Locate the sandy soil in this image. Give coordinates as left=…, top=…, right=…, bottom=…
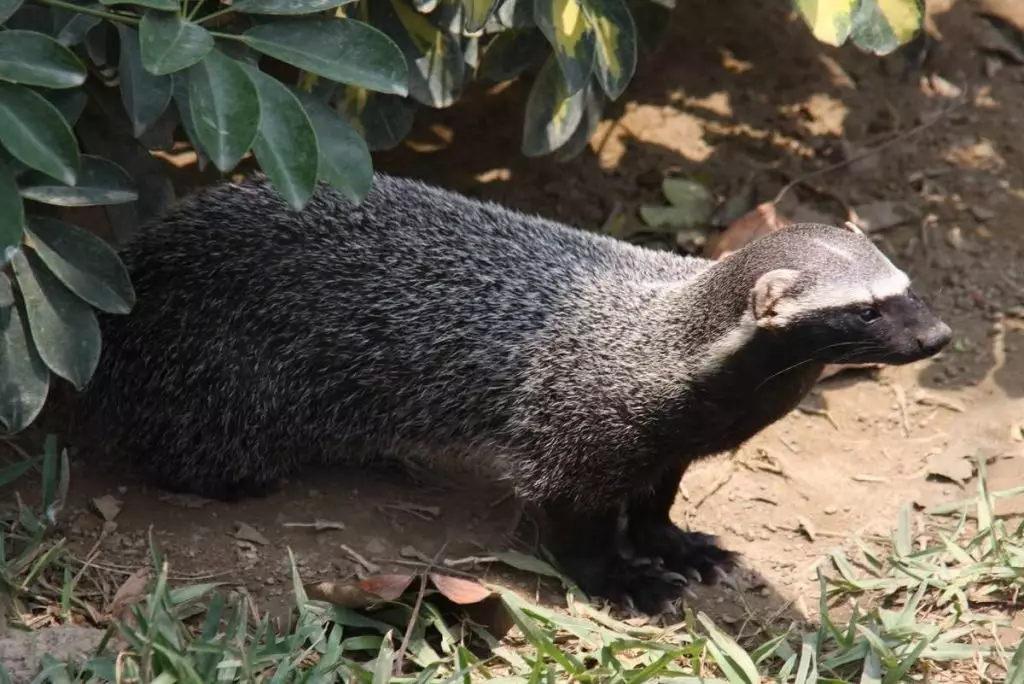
left=4, top=0, right=1022, bottom=650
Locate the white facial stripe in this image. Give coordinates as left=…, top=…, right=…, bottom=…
left=770, top=269, right=911, bottom=320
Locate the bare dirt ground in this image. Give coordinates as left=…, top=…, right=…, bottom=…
left=5, top=0, right=1023, bottom=650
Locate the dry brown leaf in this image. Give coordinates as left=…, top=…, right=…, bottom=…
left=428, top=573, right=493, bottom=605
left=358, top=573, right=416, bottom=601
left=91, top=495, right=122, bottom=522
left=105, top=567, right=149, bottom=621
left=305, top=580, right=379, bottom=609
left=232, top=522, right=269, bottom=546
left=707, top=201, right=791, bottom=260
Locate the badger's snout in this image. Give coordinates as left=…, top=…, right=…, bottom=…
left=914, top=320, right=952, bottom=357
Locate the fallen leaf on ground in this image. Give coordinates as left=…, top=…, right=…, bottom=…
left=91, top=495, right=122, bottom=522
left=429, top=573, right=493, bottom=604
left=707, top=201, right=790, bottom=259
left=232, top=522, right=269, bottom=546
left=105, top=567, right=149, bottom=621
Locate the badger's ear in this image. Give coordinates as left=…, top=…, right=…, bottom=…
left=751, top=268, right=801, bottom=328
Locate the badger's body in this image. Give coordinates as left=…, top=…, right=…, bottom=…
left=61, top=173, right=951, bottom=613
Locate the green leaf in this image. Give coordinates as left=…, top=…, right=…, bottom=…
left=239, top=64, right=318, bottom=211
left=43, top=89, right=86, bottom=127
left=187, top=49, right=260, bottom=172
left=139, top=12, right=214, bottom=76
left=19, top=155, right=138, bottom=207
left=171, top=73, right=209, bottom=171
left=793, top=0, right=921, bottom=54
left=583, top=0, right=635, bottom=99
left=10, top=247, right=101, bottom=389
left=0, top=83, right=80, bottom=186
left=792, top=0, right=855, bottom=46
left=0, top=0, right=23, bottom=24
left=461, top=0, right=501, bottom=34
left=233, top=0, right=356, bottom=15
left=0, top=30, right=87, bottom=89
left=26, top=217, right=135, bottom=315
left=534, top=0, right=595, bottom=95
left=0, top=160, right=24, bottom=263
left=117, top=25, right=173, bottom=137
left=0, top=278, right=50, bottom=433
left=101, top=0, right=178, bottom=9
left=242, top=19, right=409, bottom=97
left=850, top=0, right=923, bottom=55
left=51, top=5, right=102, bottom=46
left=336, top=86, right=417, bottom=151
left=372, top=0, right=464, bottom=108
left=551, top=77, right=603, bottom=162
left=521, top=53, right=585, bottom=157
left=296, top=93, right=372, bottom=203
left=478, top=28, right=546, bottom=83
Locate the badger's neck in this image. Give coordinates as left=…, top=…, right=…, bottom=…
left=641, top=257, right=825, bottom=456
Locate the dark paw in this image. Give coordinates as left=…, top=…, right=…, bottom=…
left=571, top=554, right=688, bottom=615
left=633, top=525, right=738, bottom=586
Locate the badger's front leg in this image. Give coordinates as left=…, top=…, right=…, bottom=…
left=540, top=499, right=689, bottom=614
left=624, top=461, right=739, bottom=586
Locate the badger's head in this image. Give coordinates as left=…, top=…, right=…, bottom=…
left=735, top=222, right=951, bottom=366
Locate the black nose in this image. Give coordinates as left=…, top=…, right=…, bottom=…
left=916, top=321, right=952, bottom=356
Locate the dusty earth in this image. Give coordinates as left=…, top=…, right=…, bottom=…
left=4, top=0, right=1023, bottom=658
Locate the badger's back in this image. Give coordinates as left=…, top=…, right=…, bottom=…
left=66, top=173, right=708, bottom=497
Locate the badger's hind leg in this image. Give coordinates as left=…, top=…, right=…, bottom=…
left=625, top=462, right=738, bottom=587
left=540, top=500, right=688, bottom=615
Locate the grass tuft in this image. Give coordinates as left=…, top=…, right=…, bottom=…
left=0, top=439, right=1020, bottom=682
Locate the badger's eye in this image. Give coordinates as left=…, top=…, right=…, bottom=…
left=859, top=307, right=881, bottom=323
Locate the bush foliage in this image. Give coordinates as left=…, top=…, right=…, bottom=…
left=0, top=0, right=924, bottom=434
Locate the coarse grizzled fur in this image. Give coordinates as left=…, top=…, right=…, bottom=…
left=54, top=173, right=952, bottom=614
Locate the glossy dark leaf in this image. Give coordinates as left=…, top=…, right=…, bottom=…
left=233, top=0, right=355, bottom=15
left=139, top=12, right=214, bottom=76
left=26, top=217, right=135, bottom=315
left=187, top=49, right=260, bottom=172
left=850, top=0, right=922, bottom=55
left=0, top=0, right=23, bottom=24
left=171, top=73, right=209, bottom=171
left=0, top=281, right=50, bottom=433
left=461, top=0, right=501, bottom=34
left=0, top=273, right=11, bottom=307
left=100, top=0, right=178, bottom=9
left=242, top=19, right=409, bottom=96
left=584, top=0, right=635, bottom=99
left=552, top=77, right=604, bottom=161
left=0, top=30, right=87, bottom=89
left=336, top=85, right=416, bottom=151
left=490, top=0, right=533, bottom=30
left=51, top=5, right=103, bottom=46
left=10, top=248, right=101, bottom=389
left=372, top=0, right=464, bottom=108
left=478, top=27, right=546, bottom=83
left=534, top=0, right=595, bottom=95
left=521, top=53, right=585, bottom=156
left=43, top=88, right=86, bottom=127
left=117, top=25, right=173, bottom=137
left=0, top=159, right=24, bottom=257
left=19, top=155, right=138, bottom=207
left=84, top=20, right=109, bottom=68
left=240, top=65, right=318, bottom=210
left=296, top=92, right=372, bottom=203
left=0, top=83, right=80, bottom=186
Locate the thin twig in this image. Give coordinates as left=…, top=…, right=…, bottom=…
left=771, top=80, right=970, bottom=206
left=393, top=542, right=448, bottom=676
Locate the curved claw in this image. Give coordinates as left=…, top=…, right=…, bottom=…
left=713, top=566, right=737, bottom=589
